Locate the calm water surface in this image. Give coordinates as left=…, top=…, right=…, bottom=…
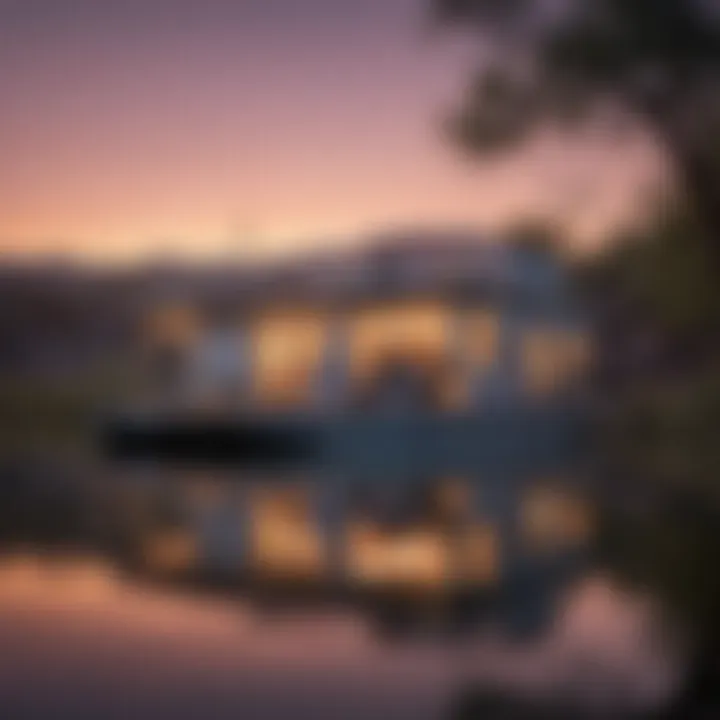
left=0, top=555, right=683, bottom=720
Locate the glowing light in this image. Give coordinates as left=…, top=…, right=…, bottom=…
left=250, top=488, right=325, bottom=579
left=252, top=311, right=329, bottom=408
left=346, top=524, right=448, bottom=588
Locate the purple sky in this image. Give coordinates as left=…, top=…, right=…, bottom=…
left=0, top=0, right=662, bottom=262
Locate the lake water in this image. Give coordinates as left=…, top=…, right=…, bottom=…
left=0, top=554, right=684, bottom=719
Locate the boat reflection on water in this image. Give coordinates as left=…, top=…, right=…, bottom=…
left=106, top=464, right=594, bottom=640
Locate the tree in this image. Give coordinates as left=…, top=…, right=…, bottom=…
left=431, top=5, right=720, bottom=707
left=433, top=0, right=720, bottom=262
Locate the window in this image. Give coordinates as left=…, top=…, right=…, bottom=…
left=348, top=301, right=453, bottom=410
left=345, top=519, right=498, bottom=588
left=448, top=309, right=500, bottom=408
left=349, top=301, right=451, bottom=386
left=249, top=486, right=325, bottom=579
left=346, top=522, right=448, bottom=589
left=252, top=310, right=328, bottom=408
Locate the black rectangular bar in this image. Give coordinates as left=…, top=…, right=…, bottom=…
left=101, top=416, right=323, bottom=467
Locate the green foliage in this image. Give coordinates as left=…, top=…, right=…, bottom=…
left=594, top=202, right=720, bottom=488
left=434, top=0, right=720, bottom=247
left=434, top=0, right=531, bottom=28
left=600, top=501, right=720, bottom=636
left=448, top=68, right=543, bottom=153
left=590, top=203, right=720, bottom=638
left=435, top=0, right=720, bottom=138
left=608, top=372, right=720, bottom=495
left=599, top=204, right=720, bottom=334
left=435, top=0, right=720, bottom=681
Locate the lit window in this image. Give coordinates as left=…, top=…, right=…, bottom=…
left=346, top=523, right=448, bottom=589
left=449, top=309, right=500, bottom=408
left=349, top=301, right=451, bottom=386
left=252, top=310, right=328, bottom=408
left=250, top=487, right=325, bottom=579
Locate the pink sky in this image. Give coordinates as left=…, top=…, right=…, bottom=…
left=0, top=0, right=664, bottom=263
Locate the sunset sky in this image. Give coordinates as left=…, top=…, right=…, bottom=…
left=1, top=0, right=664, bottom=263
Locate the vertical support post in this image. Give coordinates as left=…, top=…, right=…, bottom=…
left=449, top=306, right=474, bottom=411
left=234, top=482, right=252, bottom=575
left=236, top=321, right=252, bottom=407
left=315, top=312, right=349, bottom=412
left=478, top=296, right=519, bottom=407
left=316, top=476, right=348, bottom=589
left=500, top=472, right=555, bottom=640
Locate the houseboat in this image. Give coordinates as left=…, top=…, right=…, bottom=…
left=105, top=233, right=594, bottom=636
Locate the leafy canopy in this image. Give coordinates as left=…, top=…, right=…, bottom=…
left=433, top=0, right=720, bottom=152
